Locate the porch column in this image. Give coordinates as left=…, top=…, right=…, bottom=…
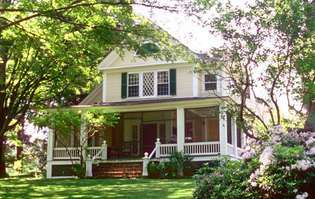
left=80, top=114, right=87, bottom=161
left=219, top=105, right=227, bottom=155
left=46, top=129, right=54, bottom=178
left=192, top=70, right=199, bottom=97
left=232, top=119, right=238, bottom=157
left=177, top=107, right=185, bottom=152
left=102, top=72, right=107, bottom=102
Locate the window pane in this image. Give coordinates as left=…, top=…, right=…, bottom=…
left=158, top=71, right=168, bottom=84
left=205, top=83, right=217, bottom=90
left=158, top=84, right=169, bottom=95
left=128, top=86, right=139, bottom=97
left=143, top=72, right=154, bottom=96
left=128, top=74, right=139, bottom=85
left=205, top=74, right=216, bottom=82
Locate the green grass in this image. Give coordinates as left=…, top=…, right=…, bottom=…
left=0, top=177, right=194, bottom=199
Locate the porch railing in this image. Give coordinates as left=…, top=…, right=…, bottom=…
left=53, top=147, right=80, bottom=160
left=159, top=143, right=177, bottom=157
left=53, top=141, right=107, bottom=161
left=184, top=141, right=220, bottom=156
left=87, top=147, right=102, bottom=159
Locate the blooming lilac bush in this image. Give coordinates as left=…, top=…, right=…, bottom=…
left=193, top=126, right=315, bottom=199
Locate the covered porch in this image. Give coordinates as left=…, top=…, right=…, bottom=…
left=48, top=105, right=244, bottom=162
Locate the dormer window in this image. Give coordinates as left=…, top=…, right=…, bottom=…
left=204, top=74, right=217, bottom=91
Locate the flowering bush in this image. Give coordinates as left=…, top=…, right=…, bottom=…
left=193, top=126, right=315, bottom=199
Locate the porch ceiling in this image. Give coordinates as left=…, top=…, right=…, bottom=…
left=71, top=97, right=228, bottom=113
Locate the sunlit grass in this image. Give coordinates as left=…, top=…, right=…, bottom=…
left=0, top=177, right=194, bottom=199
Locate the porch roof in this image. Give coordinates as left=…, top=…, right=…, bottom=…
left=71, top=96, right=228, bottom=112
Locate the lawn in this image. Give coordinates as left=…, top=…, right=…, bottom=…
left=0, top=177, right=194, bottom=199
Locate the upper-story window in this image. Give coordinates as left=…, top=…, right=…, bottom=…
left=128, top=73, right=139, bottom=97
left=126, top=70, right=172, bottom=98
left=157, top=71, right=169, bottom=96
left=204, top=74, right=217, bottom=91
left=143, top=72, right=155, bottom=96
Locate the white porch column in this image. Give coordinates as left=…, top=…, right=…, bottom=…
left=102, top=72, right=107, bottom=102
left=177, top=107, right=185, bottom=152
left=46, top=129, right=54, bottom=178
left=219, top=105, right=228, bottom=155
left=80, top=114, right=87, bottom=161
left=192, top=71, right=199, bottom=97
left=232, top=119, right=238, bottom=157
left=155, top=138, right=161, bottom=158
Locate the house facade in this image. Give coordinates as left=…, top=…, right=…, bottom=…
left=46, top=50, right=245, bottom=178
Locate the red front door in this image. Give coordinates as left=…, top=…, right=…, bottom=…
left=142, top=124, right=157, bottom=154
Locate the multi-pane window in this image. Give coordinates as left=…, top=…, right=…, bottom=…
left=127, top=71, right=170, bottom=97
left=205, top=74, right=217, bottom=91
left=128, top=73, right=139, bottom=97
left=143, top=72, right=154, bottom=96
left=157, top=71, right=169, bottom=95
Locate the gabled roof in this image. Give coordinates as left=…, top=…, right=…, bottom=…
left=98, top=50, right=188, bottom=71
left=79, top=84, right=102, bottom=105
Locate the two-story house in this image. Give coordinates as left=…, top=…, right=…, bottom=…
left=46, top=48, right=245, bottom=178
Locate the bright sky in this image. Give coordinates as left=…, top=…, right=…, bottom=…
left=134, top=0, right=254, bottom=53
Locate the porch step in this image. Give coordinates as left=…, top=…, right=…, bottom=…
left=93, top=162, right=143, bottom=178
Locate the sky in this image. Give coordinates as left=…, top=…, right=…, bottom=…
left=133, top=0, right=254, bottom=53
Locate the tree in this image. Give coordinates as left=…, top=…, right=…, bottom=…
left=193, top=0, right=315, bottom=138
left=0, top=0, right=184, bottom=177
left=32, top=109, right=119, bottom=177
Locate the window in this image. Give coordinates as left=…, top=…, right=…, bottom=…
left=205, top=74, right=217, bottom=91
left=126, top=71, right=171, bottom=98
left=128, top=73, right=139, bottom=97
left=143, top=72, right=154, bottom=96
left=157, top=71, right=169, bottom=95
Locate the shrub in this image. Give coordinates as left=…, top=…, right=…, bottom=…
left=193, top=158, right=259, bottom=199
left=193, top=126, right=315, bottom=199
left=147, top=151, right=192, bottom=178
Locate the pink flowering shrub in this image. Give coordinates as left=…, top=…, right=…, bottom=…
left=193, top=126, right=315, bottom=199
left=245, top=126, right=315, bottom=198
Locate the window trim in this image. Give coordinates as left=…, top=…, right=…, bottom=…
left=126, top=70, right=170, bottom=98
left=127, top=73, right=140, bottom=97
left=157, top=70, right=170, bottom=96
left=204, top=73, right=217, bottom=91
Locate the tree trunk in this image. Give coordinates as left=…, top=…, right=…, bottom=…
left=0, top=134, right=6, bottom=178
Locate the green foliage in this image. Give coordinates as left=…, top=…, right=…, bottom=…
left=148, top=161, right=177, bottom=179
left=193, top=158, right=260, bottom=199
left=31, top=109, right=119, bottom=136
left=193, top=127, right=315, bottom=199
left=148, top=152, right=192, bottom=178
left=169, top=151, right=193, bottom=177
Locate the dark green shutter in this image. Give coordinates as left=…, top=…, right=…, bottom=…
left=170, top=69, right=176, bottom=96
left=121, top=73, right=127, bottom=99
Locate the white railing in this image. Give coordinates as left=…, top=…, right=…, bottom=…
left=53, top=147, right=81, bottom=160
left=184, top=141, right=220, bottom=156
left=87, top=147, right=102, bottom=159
left=160, top=143, right=177, bottom=157
left=53, top=141, right=107, bottom=161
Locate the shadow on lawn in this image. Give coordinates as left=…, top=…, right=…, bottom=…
left=0, top=177, right=194, bottom=199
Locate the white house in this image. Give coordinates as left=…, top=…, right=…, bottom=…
left=46, top=48, right=245, bottom=178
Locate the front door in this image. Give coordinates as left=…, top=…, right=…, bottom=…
left=142, top=124, right=157, bottom=154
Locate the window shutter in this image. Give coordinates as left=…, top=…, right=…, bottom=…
left=170, top=69, right=176, bottom=95
left=121, top=73, right=127, bottom=99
